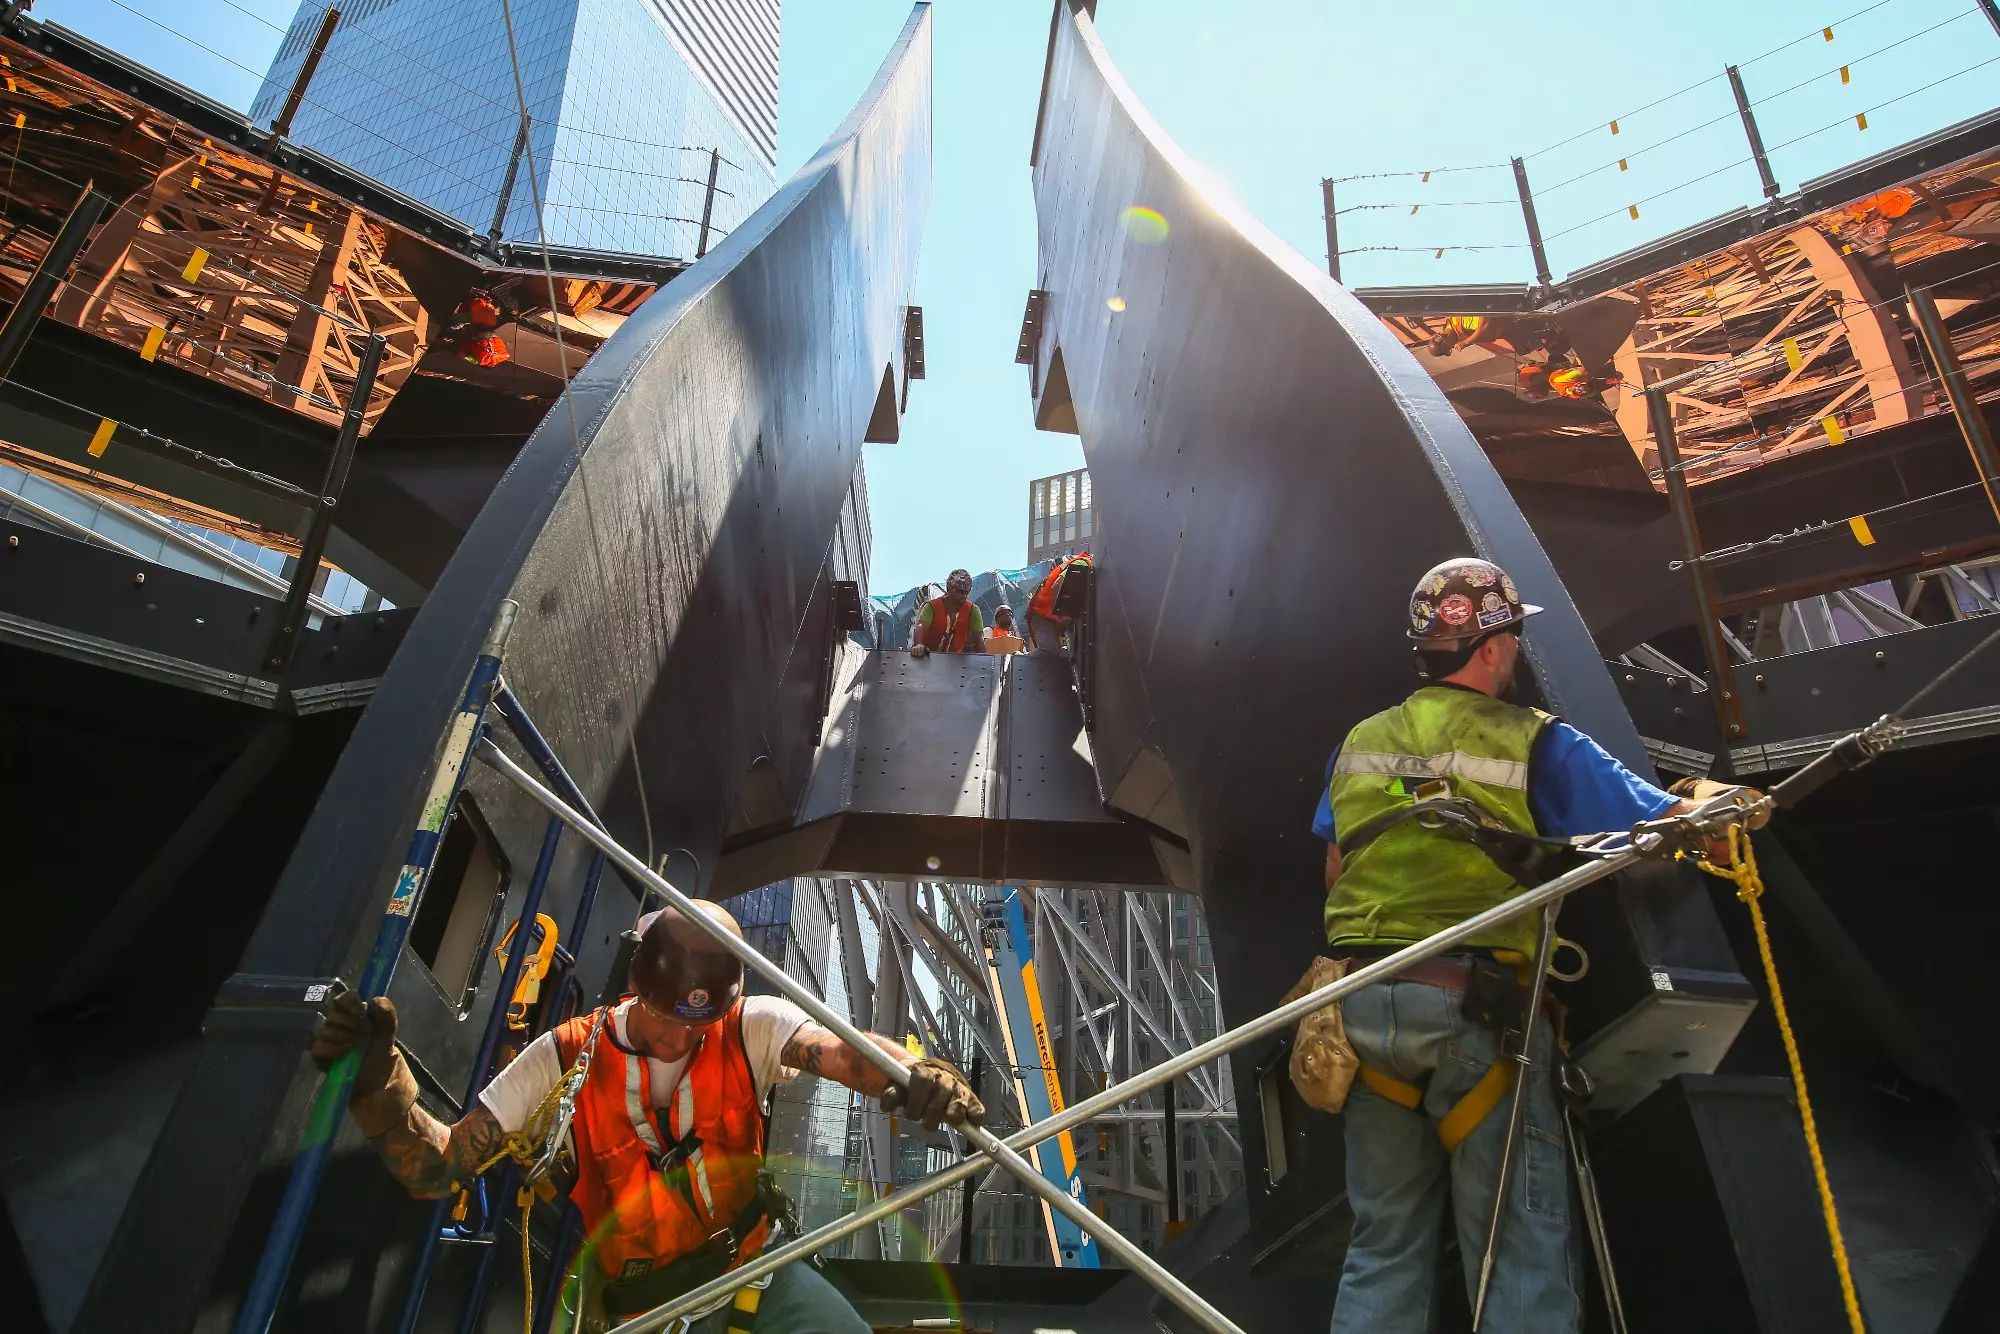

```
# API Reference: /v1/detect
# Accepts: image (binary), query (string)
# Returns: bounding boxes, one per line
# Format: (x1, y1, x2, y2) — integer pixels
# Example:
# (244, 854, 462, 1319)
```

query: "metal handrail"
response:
(473, 738, 1246, 1334)
(478, 733, 1752, 1333)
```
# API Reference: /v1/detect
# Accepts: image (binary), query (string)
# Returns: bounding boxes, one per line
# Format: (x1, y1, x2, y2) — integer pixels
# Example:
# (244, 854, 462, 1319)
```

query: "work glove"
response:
(309, 985, 418, 1138)
(1667, 778, 1770, 866)
(882, 1056, 985, 1131)
(1668, 778, 1772, 830)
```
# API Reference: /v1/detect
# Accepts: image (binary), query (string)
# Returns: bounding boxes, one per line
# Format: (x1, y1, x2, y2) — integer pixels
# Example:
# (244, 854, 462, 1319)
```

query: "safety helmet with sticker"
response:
(1407, 558, 1543, 641)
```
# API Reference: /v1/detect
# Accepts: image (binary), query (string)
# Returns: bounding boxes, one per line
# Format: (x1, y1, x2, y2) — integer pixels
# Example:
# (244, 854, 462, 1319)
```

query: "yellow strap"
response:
(1698, 827, 1865, 1334)
(734, 1283, 762, 1314)
(1360, 1058, 1511, 1152)
(1358, 1063, 1423, 1110)
(1439, 1059, 1513, 1152)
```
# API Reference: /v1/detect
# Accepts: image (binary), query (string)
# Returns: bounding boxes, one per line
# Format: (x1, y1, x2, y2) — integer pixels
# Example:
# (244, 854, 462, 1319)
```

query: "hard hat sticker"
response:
(686, 988, 710, 1008)
(1438, 594, 1474, 626)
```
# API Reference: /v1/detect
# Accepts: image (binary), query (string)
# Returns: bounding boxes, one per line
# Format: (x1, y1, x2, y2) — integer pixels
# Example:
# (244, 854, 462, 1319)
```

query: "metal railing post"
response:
(696, 147, 722, 259)
(264, 332, 386, 675)
(1647, 386, 1750, 742)
(268, 5, 341, 147)
(0, 181, 112, 382)
(1512, 157, 1552, 290)
(475, 741, 1248, 1334)
(398, 814, 566, 1334)
(1906, 281, 2000, 528)
(1321, 177, 1340, 283)
(233, 599, 519, 1334)
(1727, 65, 1781, 201)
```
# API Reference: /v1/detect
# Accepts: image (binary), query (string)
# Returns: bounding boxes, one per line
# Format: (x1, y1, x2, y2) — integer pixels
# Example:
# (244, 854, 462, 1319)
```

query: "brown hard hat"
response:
(1408, 557, 1543, 643)
(629, 901, 745, 1024)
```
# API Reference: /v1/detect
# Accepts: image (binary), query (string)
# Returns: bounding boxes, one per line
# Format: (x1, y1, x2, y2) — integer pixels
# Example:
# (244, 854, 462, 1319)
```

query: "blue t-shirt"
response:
(1310, 719, 1675, 844)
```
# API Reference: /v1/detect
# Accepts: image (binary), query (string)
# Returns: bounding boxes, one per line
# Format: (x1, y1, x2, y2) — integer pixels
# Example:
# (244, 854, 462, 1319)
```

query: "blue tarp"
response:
(857, 560, 1054, 649)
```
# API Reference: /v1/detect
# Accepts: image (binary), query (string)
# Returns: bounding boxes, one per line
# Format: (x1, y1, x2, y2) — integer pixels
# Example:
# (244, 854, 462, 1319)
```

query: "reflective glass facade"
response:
(1027, 466, 1091, 564)
(252, 0, 778, 258)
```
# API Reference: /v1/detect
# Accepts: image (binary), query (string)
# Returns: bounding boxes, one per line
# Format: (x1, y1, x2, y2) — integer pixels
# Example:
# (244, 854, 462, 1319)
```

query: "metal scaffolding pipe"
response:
(623, 831, 1677, 1329)
(474, 739, 1244, 1334)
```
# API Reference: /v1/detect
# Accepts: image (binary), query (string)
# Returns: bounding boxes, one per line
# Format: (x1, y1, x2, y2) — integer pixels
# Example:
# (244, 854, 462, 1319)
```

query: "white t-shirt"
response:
(478, 996, 814, 1133)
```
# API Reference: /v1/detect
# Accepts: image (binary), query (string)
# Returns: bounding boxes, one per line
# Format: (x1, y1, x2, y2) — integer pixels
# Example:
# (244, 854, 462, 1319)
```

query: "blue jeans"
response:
(1328, 975, 1582, 1334)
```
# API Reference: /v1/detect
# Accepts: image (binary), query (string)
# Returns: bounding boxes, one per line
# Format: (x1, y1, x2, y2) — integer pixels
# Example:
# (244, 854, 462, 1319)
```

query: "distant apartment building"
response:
(253, 0, 780, 258)
(1028, 467, 1091, 564)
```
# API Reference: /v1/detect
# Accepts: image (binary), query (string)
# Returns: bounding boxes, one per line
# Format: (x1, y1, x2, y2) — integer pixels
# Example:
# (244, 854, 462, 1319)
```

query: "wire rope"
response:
(496, 0, 658, 879)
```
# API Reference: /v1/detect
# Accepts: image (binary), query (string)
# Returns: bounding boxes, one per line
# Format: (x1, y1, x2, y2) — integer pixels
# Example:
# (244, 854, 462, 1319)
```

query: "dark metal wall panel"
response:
(1029, 2, 1734, 1226)
(77, 9, 934, 1329)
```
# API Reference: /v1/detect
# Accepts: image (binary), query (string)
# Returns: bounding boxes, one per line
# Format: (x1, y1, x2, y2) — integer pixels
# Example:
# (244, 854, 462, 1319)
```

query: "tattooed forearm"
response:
(373, 1104, 505, 1198)
(782, 1025, 914, 1098)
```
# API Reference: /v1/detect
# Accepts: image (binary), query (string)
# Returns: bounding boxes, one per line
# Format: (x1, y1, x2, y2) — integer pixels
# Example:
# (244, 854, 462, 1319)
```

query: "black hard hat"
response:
(1408, 558, 1542, 643)
(629, 901, 745, 1024)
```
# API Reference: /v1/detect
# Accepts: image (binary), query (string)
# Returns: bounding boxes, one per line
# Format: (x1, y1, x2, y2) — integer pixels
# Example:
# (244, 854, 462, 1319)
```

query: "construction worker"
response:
(909, 568, 983, 657)
(985, 604, 1024, 653)
(1308, 557, 1762, 1334)
(310, 901, 984, 1333)
(1025, 551, 1091, 654)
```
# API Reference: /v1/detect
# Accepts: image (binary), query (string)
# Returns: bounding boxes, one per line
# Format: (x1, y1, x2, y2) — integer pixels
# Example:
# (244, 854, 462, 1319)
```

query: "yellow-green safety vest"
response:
(1324, 685, 1552, 958)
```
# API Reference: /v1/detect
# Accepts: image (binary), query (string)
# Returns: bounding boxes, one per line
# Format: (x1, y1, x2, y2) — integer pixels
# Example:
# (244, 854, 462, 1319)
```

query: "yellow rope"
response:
(1697, 826, 1866, 1334)
(467, 1025, 597, 1334)
(520, 1188, 535, 1334)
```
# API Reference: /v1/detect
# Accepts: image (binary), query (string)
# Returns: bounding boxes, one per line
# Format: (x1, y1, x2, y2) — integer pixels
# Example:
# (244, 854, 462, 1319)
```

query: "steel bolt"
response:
(1874, 651, 1886, 663)
(1624, 674, 1636, 684)
(7, 534, 16, 548)
(134, 571, 146, 585)
(1666, 676, 1679, 689)
(1754, 673, 1766, 685)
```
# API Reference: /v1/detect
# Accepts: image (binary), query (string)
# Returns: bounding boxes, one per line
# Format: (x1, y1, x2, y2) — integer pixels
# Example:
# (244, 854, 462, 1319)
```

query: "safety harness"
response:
(1324, 797, 1600, 1149)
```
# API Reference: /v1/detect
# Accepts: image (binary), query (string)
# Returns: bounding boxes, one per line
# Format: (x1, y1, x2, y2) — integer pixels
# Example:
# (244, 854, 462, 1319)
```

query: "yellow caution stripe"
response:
(139, 325, 166, 362)
(87, 417, 115, 457)
(1855, 112, 1869, 131)
(1848, 515, 1876, 546)
(181, 248, 208, 283)
(1822, 415, 1846, 445)
(1783, 337, 1802, 372)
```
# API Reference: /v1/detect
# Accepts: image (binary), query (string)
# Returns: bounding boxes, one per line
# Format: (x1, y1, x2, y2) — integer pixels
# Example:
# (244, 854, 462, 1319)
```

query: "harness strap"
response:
(724, 1278, 764, 1333)
(1349, 951, 1534, 1151)
(1356, 1060, 1515, 1152)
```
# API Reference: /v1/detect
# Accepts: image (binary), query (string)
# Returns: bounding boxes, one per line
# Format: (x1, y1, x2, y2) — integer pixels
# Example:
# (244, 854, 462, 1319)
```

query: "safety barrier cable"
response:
(1329, 0, 1911, 193)
(0, 376, 319, 501)
(1696, 829, 1865, 1334)
(1542, 50, 2000, 244)
(1522, 0, 1905, 162)
(1533, 6, 1983, 198)
(90, 1, 738, 226)
(216, 0, 745, 171)
(495, 0, 659, 874)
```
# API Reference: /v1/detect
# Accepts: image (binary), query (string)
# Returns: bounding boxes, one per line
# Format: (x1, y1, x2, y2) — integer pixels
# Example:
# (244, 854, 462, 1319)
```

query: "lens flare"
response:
(1120, 205, 1170, 242)
(1105, 296, 1126, 313)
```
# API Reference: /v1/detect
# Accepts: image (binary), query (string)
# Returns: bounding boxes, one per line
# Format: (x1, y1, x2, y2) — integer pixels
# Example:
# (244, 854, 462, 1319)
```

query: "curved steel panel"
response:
(80, 9, 933, 1328)
(1029, 3, 1708, 1225)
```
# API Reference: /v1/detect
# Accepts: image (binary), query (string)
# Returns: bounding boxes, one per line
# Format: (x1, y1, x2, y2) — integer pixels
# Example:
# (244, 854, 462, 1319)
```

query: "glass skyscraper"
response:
(252, 0, 779, 258)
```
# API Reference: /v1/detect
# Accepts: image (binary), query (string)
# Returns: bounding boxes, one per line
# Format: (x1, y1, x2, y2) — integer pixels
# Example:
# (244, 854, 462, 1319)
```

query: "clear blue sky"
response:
(44, 0, 1999, 595)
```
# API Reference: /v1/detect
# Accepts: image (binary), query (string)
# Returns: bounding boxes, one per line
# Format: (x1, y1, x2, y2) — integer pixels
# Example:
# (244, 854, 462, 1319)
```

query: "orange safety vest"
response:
(1028, 553, 1091, 624)
(916, 596, 978, 652)
(1548, 366, 1589, 399)
(553, 1001, 769, 1279)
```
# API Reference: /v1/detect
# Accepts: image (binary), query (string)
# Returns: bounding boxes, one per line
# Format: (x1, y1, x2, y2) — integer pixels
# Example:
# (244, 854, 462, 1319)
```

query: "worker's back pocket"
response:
(1522, 1123, 1569, 1222)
